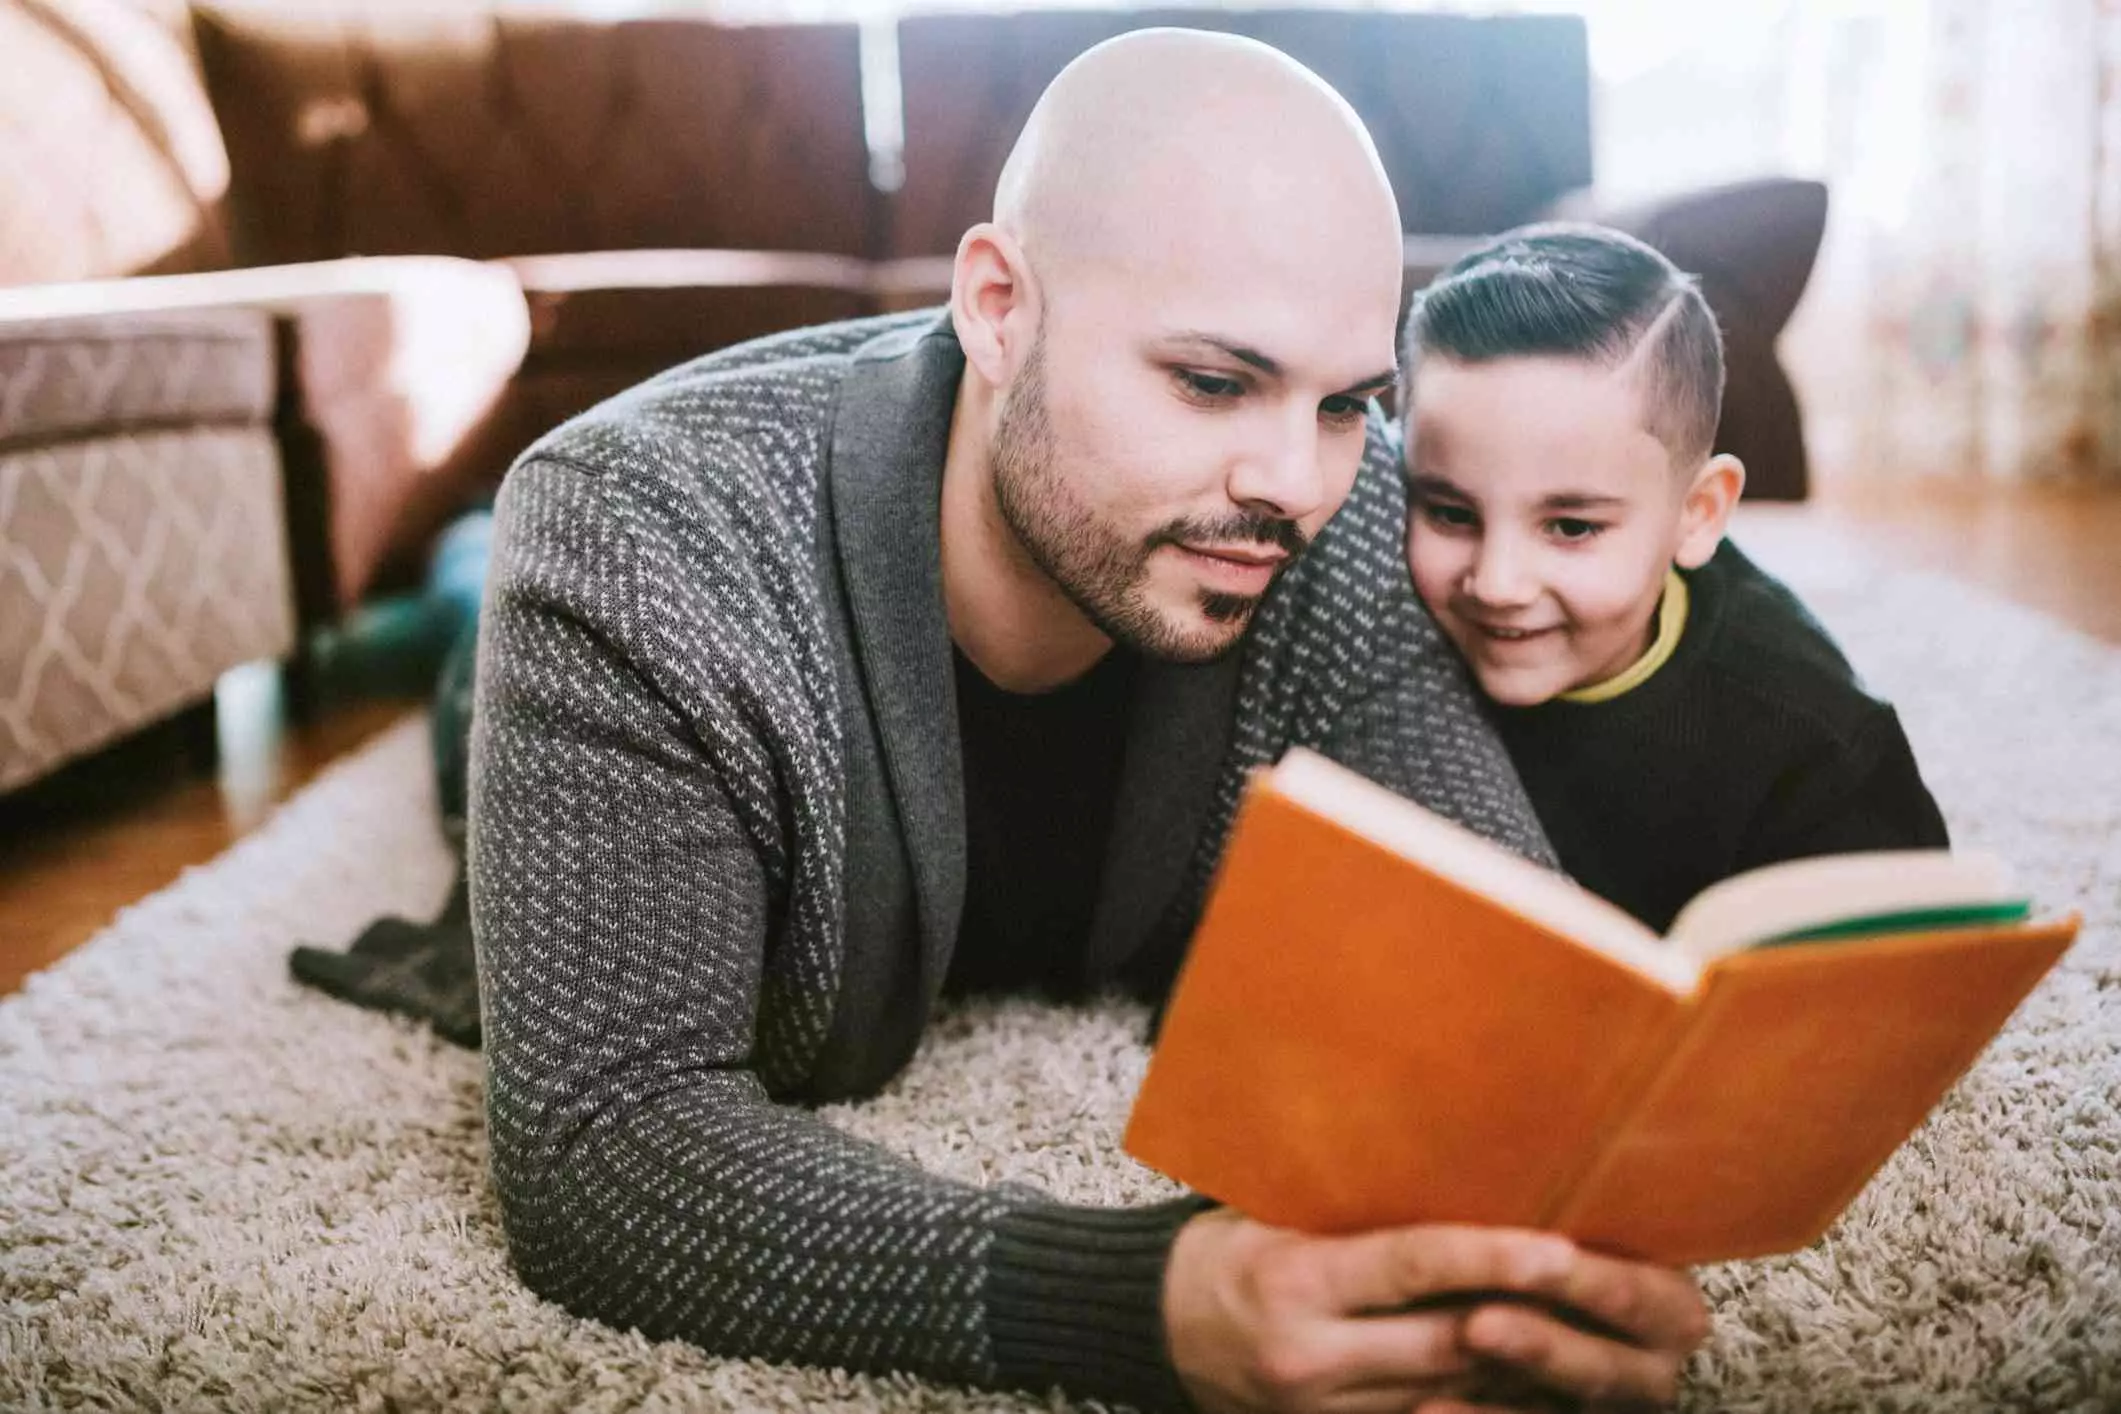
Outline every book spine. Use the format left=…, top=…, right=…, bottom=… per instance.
left=1535, top=999, right=1702, bottom=1233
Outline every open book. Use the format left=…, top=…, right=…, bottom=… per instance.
left=1123, top=749, right=2079, bottom=1266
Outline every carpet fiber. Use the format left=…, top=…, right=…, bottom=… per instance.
left=4, top=519, right=2117, bottom=1412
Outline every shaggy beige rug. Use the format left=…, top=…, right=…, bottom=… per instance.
left=3, top=517, right=2117, bottom=1413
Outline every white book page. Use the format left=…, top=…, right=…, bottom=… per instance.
left=1665, top=850, right=2015, bottom=961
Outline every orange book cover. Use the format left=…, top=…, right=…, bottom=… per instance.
left=1123, top=750, right=2079, bottom=1266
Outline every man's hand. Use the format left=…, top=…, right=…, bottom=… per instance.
left=1163, top=1209, right=1710, bottom=1414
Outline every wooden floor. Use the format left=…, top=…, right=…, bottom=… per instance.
left=2, top=479, right=2117, bottom=998
left=0, top=670, right=420, bottom=995
left=1798, top=477, right=2121, bottom=645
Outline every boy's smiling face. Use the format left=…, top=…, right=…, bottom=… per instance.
left=1404, top=354, right=1734, bottom=707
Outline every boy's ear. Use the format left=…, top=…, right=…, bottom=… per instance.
left=1674, top=453, right=1745, bottom=569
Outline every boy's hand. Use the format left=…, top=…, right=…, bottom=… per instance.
left=1163, top=1208, right=1709, bottom=1413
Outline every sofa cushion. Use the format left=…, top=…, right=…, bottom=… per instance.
left=0, top=0, right=231, bottom=286
left=192, top=4, right=872, bottom=265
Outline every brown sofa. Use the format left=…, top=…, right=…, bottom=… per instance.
left=0, top=0, right=1826, bottom=789
left=2, top=0, right=881, bottom=625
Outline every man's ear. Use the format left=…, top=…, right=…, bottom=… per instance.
left=1674, top=453, right=1745, bottom=569
left=950, top=223, right=1040, bottom=390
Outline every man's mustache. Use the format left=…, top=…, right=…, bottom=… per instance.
left=1149, top=513, right=1311, bottom=560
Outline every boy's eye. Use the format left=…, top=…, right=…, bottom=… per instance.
left=1419, top=500, right=1479, bottom=530
left=1174, top=369, right=1244, bottom=402
left=1548, top=517, right=1605, bottom=542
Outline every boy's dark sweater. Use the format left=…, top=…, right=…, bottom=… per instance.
left=1492, top=542, right=1949, bottom=933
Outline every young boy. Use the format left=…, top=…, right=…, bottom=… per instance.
left=1399, top=223, right=1947, bottom=932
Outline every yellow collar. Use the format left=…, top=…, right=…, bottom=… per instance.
left=1559, top=567, right=1690, bottom=704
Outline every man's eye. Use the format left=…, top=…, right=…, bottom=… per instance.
left=1174, top=369, right=1244, bottom=401
left=1550, top=517, right=1605, bottom=541
left=1319, top=394, right=1368, bottom=427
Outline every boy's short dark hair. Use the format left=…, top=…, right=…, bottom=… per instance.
left=1402, top=223, right=1725, bottom=468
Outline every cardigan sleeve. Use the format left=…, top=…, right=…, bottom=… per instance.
left=469, top=455, right=1202, bottom=1411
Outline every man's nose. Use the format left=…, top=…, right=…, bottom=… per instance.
left=1227, top=414, right=1333, bottom=524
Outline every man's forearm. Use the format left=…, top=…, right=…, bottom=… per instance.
left=488, top=1062, right=1201, bottom=1407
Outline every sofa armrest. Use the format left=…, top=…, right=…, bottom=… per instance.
left=0, top=257, right=532, bottom=609
left=0, top=257, right=515, bottom=322
left=1537, top=178, right=1829, bottom=499
left=1539, top=178, right=1829, bottom=338
left=0, top=261, right=533, bottom=451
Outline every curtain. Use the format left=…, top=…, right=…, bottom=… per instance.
left=1786, top=0, right=2121, bottom=485
left=1585, top=0, right=2121, bottom=486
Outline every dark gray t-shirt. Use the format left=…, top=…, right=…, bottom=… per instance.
left=946, top=644, right=1140, bottom=999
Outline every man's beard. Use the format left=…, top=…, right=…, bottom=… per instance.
left=990, top=338, right=1309, bottom=664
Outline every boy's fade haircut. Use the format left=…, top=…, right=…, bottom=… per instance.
left=1401, top=222, right=1725, bottom=470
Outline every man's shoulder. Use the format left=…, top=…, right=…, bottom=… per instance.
left=1238, top=413, right=1440, bottom=694
left=521, top=311, right=943, bottom=492
left=1279, top=413, right=1411, bottom=592
left=1266, top=414, right=1423, bottom=632
left=643, top=309, right=947, bottom=392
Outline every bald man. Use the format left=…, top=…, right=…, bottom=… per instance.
left=469, top=29, right=1708, bottom=1413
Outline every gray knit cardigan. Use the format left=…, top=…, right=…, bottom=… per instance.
left=467, top=313, right=1551, bottom=1410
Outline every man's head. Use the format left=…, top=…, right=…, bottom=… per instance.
left=1398, top=223, right=1746, bottom=706
left=946, top=29, right=1406, bottom=679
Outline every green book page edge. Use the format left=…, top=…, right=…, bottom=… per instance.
left=1757, top=899, right=2034, bottom=946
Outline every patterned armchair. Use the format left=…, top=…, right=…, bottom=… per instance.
left=0, top=306, right=292, bottom=793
